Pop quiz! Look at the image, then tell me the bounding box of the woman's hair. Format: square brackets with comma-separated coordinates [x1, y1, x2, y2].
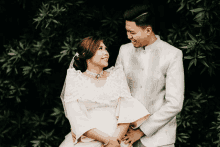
[123, 5, 157, 34]
[73, 36, 105, 72]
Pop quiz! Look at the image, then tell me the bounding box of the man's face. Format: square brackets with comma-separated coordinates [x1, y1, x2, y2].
[125, 20, 149, 48]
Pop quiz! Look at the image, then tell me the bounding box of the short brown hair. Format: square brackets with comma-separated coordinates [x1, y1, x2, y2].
[73, 36, 104, 72]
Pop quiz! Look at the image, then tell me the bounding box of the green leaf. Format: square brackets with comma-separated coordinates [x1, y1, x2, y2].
[194, 11, 205, 21]
[177, 2, 185, 12]
[192, 121, 197, 124]
[195, 93, 202, 99]
[52, 19, 59, 24]
[200, 59, 209, 67]
[60, 50, 67, 54]
[190, 8, 204, 13]
[45, 19, 52, 28]
[206, 12, 209, 19]
[16, 96, 21, 103]
[19, 42, 24, 49]
[181, 135, 189, 138]
[188, 59, 194, 70]
[178, 137, 183, 142]
[66, 2, 73, 5]
[192, 24, 202, 27]
[188, 33, 197, 42]
[194, 58, 197, 66]
[200, 100, 207, 103]
[180, 46, 188, 49]
[197, 56, 206, 58]
[8, 53, 15, 56]
[184, 56, 194, 59]
[204, 45, 212, 50]
[2, 127, 12, 134]
[6, 68, 12, 73]
[22, 66, 32, 70]
[59, 54, 66, 62]
[43, 69, 51, 72]
[54, 55, 61, 58]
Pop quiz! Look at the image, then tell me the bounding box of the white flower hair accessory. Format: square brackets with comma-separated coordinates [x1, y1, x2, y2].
[75, 52, 79, 57]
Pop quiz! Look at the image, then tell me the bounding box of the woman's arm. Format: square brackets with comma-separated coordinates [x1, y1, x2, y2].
[84, 128, 121, 147]
[83, 128, 110, 144]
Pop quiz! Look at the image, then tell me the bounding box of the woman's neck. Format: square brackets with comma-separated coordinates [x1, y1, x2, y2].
[87, 65, 103, 74]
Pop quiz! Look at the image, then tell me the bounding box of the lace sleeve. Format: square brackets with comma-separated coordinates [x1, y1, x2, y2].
[114, 64, 133, 99]
[64, 69, 83, 103]
[113, 64, 151, 126]
[105, 66, 115, 73]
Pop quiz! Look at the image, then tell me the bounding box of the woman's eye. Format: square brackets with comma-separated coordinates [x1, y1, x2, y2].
[99, 47, 102, 50]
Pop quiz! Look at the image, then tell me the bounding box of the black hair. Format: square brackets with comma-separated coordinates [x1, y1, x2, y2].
[123, 5, 157, 34]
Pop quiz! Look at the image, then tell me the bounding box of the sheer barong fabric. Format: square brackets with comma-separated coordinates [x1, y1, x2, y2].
[60, 57, 150, 146]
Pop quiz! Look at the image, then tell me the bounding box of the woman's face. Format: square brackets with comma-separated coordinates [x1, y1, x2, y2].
[89, 41, 109, 68]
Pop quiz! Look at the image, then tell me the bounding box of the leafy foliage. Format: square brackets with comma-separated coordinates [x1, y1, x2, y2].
[0, 0, 220, 146]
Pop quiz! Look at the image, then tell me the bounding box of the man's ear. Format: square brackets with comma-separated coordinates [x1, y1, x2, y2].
[144, 26, 152, 34]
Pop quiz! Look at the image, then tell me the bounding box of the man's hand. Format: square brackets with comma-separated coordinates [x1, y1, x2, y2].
[121, 127, 144, 147]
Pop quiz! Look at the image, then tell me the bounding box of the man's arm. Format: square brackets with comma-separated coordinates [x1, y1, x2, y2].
[139, 50, 185, 137]
[115, 45, 123, 67]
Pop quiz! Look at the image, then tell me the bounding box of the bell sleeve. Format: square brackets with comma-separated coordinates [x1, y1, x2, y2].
[63, 68, 96, 144]
[115, 64, 151, 128]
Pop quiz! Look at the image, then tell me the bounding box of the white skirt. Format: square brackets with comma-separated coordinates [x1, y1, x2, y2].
[59, 107, 132, 147]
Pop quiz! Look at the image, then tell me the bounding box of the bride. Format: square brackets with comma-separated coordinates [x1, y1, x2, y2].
[59, 36, 150, 147]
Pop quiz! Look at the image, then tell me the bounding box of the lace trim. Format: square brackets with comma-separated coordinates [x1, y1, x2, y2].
[64, 64, 132, 104]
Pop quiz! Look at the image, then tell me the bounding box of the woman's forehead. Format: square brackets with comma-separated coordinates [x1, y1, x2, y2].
[99, 41, 106, 47]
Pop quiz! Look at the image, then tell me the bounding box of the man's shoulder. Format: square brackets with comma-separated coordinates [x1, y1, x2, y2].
[158, 40, 182, 56]
[159, 40, 180, 51]
[119, 42, 133, 52]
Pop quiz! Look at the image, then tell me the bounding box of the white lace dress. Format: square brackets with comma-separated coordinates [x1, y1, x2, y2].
[59, 64, 150, 147]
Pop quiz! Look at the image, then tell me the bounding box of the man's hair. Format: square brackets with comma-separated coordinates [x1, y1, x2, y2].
[123, 5, 157, 33]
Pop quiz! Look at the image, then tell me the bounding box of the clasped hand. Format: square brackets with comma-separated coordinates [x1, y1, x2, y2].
[121, 127, 145, 147]
[101, 137, 120, 147]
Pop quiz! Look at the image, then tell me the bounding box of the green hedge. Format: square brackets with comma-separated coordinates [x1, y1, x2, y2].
[0, 0, 220, 146]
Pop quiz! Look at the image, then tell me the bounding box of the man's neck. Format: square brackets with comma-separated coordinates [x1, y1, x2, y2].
[143, 35, 157, 48]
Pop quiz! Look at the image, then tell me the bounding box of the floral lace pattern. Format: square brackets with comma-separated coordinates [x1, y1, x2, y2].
[63, 64, 133, 105]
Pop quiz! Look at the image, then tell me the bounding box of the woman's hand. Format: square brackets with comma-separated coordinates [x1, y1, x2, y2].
[102, 137, 120, 147]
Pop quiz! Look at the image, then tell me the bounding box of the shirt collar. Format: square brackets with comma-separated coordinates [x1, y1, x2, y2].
[144, 35, 161, 50]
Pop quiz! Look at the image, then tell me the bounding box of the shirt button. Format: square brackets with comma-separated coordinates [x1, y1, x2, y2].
[143, 50, 146, 54]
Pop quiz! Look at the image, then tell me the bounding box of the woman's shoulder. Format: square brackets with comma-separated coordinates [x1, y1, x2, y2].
[105, 64, 124, 79]
[105, 63, 123, 72]
[66, 68, 86, 83]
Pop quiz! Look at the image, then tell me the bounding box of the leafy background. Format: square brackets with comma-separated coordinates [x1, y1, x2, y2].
[0, 0, 220, 147]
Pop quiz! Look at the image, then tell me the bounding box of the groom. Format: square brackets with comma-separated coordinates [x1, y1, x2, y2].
[115, 5, 184, 147]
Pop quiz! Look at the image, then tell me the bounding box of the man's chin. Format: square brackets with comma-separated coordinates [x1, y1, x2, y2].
[132, 44, 139, 48]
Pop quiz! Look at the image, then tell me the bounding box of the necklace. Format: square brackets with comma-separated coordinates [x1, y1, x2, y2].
[86, 69, 104, 79]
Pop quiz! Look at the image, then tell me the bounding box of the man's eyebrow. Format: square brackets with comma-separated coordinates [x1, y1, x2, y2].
[126, 29, 133, 32]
